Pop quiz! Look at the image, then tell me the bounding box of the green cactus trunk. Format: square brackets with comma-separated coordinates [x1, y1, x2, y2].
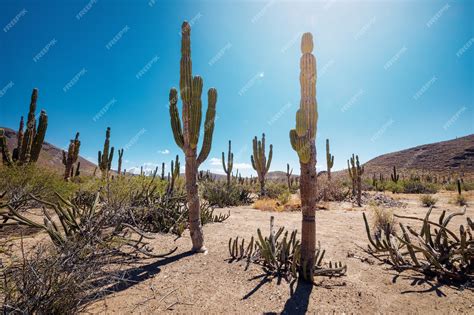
[117, 148, 124, 176]
[168, 21, 217, 252]
[251, 134, 273, 197]
[326, 139, 334, 181]
[286, 163, 293, 190]
[289, 32, 318, 280]
[62, 132, 81, 181]
[98, 127, 114, 179]
[222, 140, 233, 188]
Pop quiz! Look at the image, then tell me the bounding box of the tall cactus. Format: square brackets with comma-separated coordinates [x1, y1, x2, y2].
[391, 166, 399, 183]
[222, 140, 234, 188]
[117, 148, 124, 176]
[0, 89, 48, 166]
[347, 154, 356, 197]
[168, 21, 217, 253]
[251, 133, 273, 196]
[289, 32, 318, 280]
[326, 139, 334, 180]
[98, 127, 114, 179]
[286, 163, 293, 190]
[348, 154, 364, 206]
[62, 132, 81, 180]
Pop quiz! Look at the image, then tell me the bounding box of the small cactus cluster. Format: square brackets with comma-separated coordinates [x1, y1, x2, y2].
[222, 140, 233, 188]
[363, 206, 472, 282]
[251, 133, 273, 196]
[62, 132, 81, 180]
[348, 154, 364, 207]
[326, 139, 334, 180]
[0, 89, 48, 166]
[98, 127, 114, 179]
[166, 155, 180, 196]
[228, 216, 346, 281]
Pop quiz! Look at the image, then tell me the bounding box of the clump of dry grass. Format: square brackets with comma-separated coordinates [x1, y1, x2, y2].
[420, 194, 438, 207]
[253, 194, 301, 212]
[371, 206, 397, 238]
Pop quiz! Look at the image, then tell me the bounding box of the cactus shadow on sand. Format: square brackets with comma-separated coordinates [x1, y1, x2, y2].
[81, 250, 194, 305]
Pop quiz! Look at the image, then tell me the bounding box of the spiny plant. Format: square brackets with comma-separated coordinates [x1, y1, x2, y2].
[348, 154, 364, 207]
[222, 140, 233, 188]
[166, 155, 180, 196]
[286, 163, 293, 190]
[0, 89, 48, 166]
[62, 132, 80, 181]
[347, 154, 356, 197]
[289, 32, 320, 280]
[168, 21, 217, 252]
[391, 166, 399, 183]
[117, 148, 124, 176]
[228, 216, 346, 282]
[251, 133, 273, 196]
[98, 127, 114, 179]
[326, 139, 334, 180]
[74, 161, 81, 177]
[363, 206, 473, 283]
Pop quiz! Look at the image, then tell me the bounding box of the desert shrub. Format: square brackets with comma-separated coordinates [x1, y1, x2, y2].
[420, 194, 438, 207]
[316, 177, 350, 202]
[385, 181, 403, 194]
[370, 206, 396, 239]
[452, 194, 468, 206]
[201, 181, 252, 207]
[277, 190, 290, 205]
[265, 181, 288, 199]
[444, 181, 474, 192]
[0, 165, 77, 209]
[402, 180, 438, 194]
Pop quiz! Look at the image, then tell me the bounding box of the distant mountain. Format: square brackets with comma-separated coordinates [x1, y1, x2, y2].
[360, 134, 474, 179]
[0, 127, 97, 176]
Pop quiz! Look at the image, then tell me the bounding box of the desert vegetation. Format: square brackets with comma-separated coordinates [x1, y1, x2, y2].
[0, 15, 472, 315]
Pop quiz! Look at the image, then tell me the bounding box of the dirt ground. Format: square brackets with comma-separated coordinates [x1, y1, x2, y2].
[3, 191, 473, 314]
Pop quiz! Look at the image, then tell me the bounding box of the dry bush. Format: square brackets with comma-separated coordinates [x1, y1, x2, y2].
[370, 206, 397, 239]
[420, 194, 438, 207]
[316, 177, 350, 202]
[201, 181, 252, 208]
[452, 194, 468, 206]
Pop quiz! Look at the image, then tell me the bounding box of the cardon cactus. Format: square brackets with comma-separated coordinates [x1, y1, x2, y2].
[98, 127, 114, 179]
[62, 132, 81, 180]
[391, 166, 399, 183]
[251, 133, 273, 196]
[0, 89, 48, 166]
[347, 154, 356, 196]
[222, 140, 233, 188]
[168, 21, 217, 253]
[286, 163, 293, 190]
[289, 32, 318, 280]
[348, 154, 364, 206]
[117, 148, 124, 176]
[326, 139, 334, 180]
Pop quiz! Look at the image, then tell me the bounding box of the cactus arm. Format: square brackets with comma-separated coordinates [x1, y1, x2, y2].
[222, 151, 228, 173]
[266, 144, 273, 173]
[190, 76, 203, 149]
[30, 110, 48, 162]
[0, 129, 13, 166]
[169, 88, 184, 150]
[196, 88, 217, 166]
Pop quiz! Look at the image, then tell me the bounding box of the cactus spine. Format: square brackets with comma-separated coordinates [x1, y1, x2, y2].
[286, 163, 293, 190]
[62, 132, 81, 180]
[98, 127, 114, 179]
[222, 140, 234, 188]
[251, 133, 273, 196]
[326, 139, 334, 180]
[289, 32, 318, 280]
[0, 89, 48, 166]
[168, 21, 217, 252]
[117, 148, 124, 176]
[391, 166, 399, 183]
[348, 154, 364, 207]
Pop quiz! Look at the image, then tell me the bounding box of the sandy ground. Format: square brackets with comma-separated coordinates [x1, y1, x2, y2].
[80, 191, 472, 314]
[2, 191, 472, 314]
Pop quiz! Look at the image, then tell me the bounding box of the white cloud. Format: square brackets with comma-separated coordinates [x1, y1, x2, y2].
[209, 157, 221, 166]
[158, 149, 170, 154]
[233, 162, 252, 170]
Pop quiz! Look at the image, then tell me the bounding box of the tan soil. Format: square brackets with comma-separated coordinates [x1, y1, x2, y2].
[3, 191, 473, 314]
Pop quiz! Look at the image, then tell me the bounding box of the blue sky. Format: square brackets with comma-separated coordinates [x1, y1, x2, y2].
[1, 0, 473, 176]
